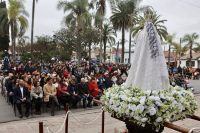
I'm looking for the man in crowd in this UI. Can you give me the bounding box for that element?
[77,78,93,108]
[68,79,81,108]
[5,73,14,105]
[14,80,31,118]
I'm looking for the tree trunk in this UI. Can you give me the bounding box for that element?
[128,29,131,64]
[89,42,92,60]
[168,45,171,67]
[178,38,182,66]
[77,16,82,63]
[121,24,125,63]
[103,37,107,62]
[10,21,16,62]
[116,41,119,63]
[99,19,103,62]
[31,0,35,58]
[189,43,192,68]
[76,31,82,63]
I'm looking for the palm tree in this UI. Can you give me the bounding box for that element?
[57,0,90,31]
[170,42,188,66]
[57,0,91,62]
[182,33,199,67]
[102,23,116,61]
[110,0,138,63]
[94,0,106,62]
[166,34,177,66]
[193,44,200,52]
[31,0,38,57]
[132,9,168,41]
[7,0,29,60]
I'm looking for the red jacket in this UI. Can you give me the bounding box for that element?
[88,81,99,97]
[57,83,68,97]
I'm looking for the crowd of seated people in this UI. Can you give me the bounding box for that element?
[0,61,129,118]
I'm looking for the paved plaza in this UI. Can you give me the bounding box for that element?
[0,80,199,133]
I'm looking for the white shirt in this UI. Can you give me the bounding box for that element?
[20,87,24,98]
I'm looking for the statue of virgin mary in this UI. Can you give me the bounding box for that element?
[125,22,169,90]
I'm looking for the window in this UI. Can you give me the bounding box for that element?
[186,61,195,67]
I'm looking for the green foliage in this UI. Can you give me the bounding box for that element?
[102,22,116,61]
[193,44,200,52]
[110,0,136,31]
[182,33,199,67]
[57,0,90,30]
[110,0,141,63]
[182,33,199,47]
[21,52,31,61]
[1,0,29,60]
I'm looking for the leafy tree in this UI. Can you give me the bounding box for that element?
[182,33,199,67]
[82,26,101,59]
[102,22,116,61]
[92,0,119,61]
[57,0,92,62]
[193,44,200,52]
[5,0,29,60]
[53,28,76,60]
[110,0,139,63]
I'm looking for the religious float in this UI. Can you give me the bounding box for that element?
[100,22,200,133]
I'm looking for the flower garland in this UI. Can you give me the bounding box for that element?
[101,85,198,131]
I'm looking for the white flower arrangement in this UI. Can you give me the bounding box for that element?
[101,85,198,131]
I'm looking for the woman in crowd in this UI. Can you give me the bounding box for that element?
[31,81,43,114]
[43,77,59,116]
[57,78,70,110]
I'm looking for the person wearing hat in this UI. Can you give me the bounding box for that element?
[43,77,59,116]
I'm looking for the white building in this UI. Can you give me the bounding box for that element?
[180,52,200,68]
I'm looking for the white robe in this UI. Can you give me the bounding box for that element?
[125,22,169,90]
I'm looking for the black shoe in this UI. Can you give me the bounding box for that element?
[51,111,54,116]
[25,113,29,118]
[19,114,23,118]
[93,103,98,106]
[87,104,92,108]
[38,111,41,115]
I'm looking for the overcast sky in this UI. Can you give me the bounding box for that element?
[4,0,200,42]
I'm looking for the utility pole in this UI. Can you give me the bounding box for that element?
[31,0,36,60]
[128,29,131,64]
[116,41,120,63]
[179,38,182,66]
